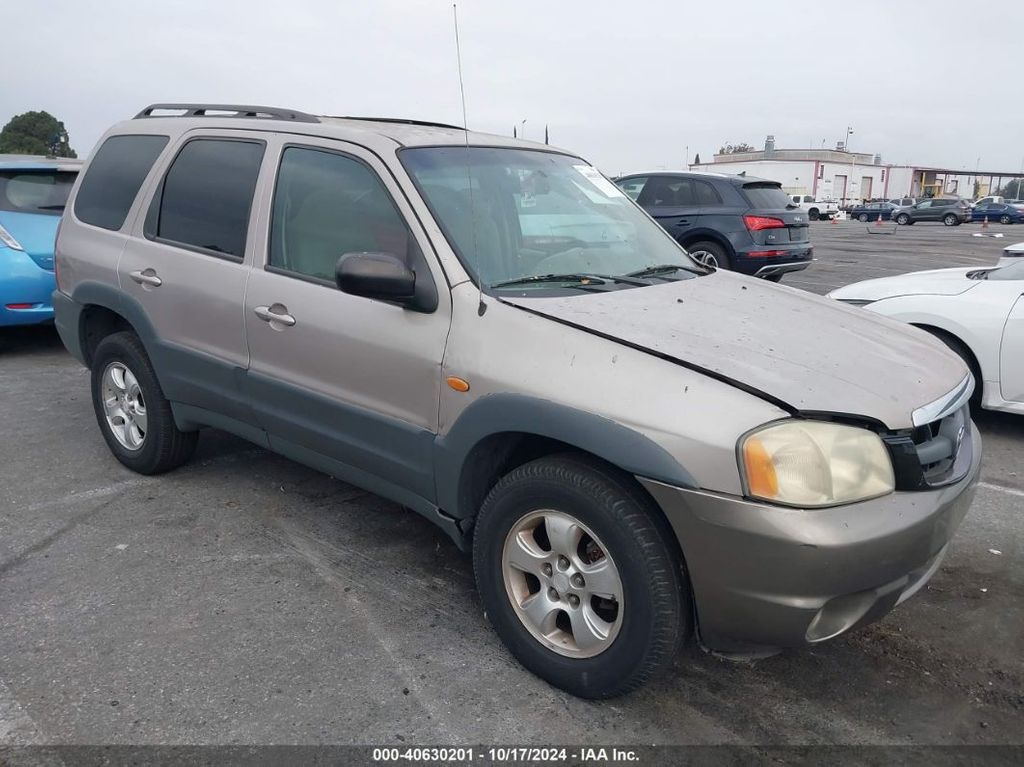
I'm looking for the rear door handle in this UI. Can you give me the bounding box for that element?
[253,304,296,327]
[129,269,162,288]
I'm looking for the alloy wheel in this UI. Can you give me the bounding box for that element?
[689,250,719,268]
[100,361,148,451]
[502,509,623,658]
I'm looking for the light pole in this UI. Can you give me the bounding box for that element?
[845,126,855,206]
[518,119,527,140]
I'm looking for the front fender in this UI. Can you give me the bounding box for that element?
[433,393,697,520]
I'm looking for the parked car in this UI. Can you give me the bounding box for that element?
[789,194,839,221]
[893,198,970,226]
[54,103,980,699]
[0,156,81,326]
[972,195,1005,207]
[970,202,1024,224]
[849,201,898,222]
[997,240,1024,267]
[829,259,1024,415]
[614,171,812,281]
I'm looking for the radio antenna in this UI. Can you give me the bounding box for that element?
[452,3,486,316]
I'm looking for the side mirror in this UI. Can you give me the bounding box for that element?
[336,252,415,302]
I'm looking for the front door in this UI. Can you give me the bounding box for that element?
[1000,294,1024,403]
[118,131,266,424]
[243,139,452,504]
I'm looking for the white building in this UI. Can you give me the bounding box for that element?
[691,136,1023,203]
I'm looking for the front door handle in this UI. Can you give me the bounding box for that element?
[253,304,296,327]
[129,268,162,288]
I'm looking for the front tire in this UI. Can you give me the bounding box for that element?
[90,331,198,474]
[1000,215,1012,225]
[808,209,820,221]
[896,213,910,225]
[472,455,690,699]
[858,213,868,222]
[925,329,984,412]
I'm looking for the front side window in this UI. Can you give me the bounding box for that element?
[0,170,77,216]
[401,147,698,290]
[151,138,264,257]
[75,134,168,230]
[270,147,411,282]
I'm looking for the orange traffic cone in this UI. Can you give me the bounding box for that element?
[831,215,838,225]
[875,215,883,227]
[983,216,989,229]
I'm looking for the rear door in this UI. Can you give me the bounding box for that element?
[914,200,935,221]
[636,175,702,240]
[118,130,266,425]
[739,182,809,247]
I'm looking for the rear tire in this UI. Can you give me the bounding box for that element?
[858,213,868,222]
[685,240,731,271]
[896,213,910,225]
[90,331,198,474]
[472,455,690,699]
[943,214,959,226]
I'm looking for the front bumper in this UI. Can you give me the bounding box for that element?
[639,423,981,653]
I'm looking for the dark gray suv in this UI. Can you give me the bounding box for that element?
[615,171,813,281]
[894,198,970,226]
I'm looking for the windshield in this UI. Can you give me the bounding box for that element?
[400,147,698,290]
[0,170,77,216]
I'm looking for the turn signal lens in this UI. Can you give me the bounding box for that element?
[446,376,470,392]
[740,421,894,507]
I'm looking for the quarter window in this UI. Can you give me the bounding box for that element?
[616,177,648,201]
[269,146,411,282]
[74,134,168,230]
[151,138,264,258]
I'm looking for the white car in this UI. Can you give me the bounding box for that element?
[828,254,1024,415]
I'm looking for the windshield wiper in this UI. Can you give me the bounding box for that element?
[490,272,647,289]
[627,263,704,278]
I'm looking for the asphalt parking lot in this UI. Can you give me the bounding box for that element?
[1,220,1022,747]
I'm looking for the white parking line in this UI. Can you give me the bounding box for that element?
[978,481,1024,498]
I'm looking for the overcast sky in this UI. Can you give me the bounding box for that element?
[4,1,1022,174]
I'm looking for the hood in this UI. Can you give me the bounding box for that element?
[999,241,1024,268]
[502,271,966,430]
[0,211,58,270]
[827,267,982,302]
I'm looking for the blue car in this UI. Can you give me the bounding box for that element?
[970,202,1024,224]
[0,156,81,326]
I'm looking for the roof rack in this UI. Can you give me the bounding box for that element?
[325,116,465,131]
[134,103,320,123]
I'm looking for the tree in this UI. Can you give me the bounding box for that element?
[717,142,755,155]
[997,179,1023,199]
[693,152,701,165]
[0,111,77,158]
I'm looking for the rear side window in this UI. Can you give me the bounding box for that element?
[74,135,169,230]
[150,138,265,258]
[693,180,722,205]
[0,170,77,216]
[741,183,793,209]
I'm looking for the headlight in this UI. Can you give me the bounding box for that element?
[740,420,894,507]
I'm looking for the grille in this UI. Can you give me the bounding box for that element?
[883,404,972,491]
